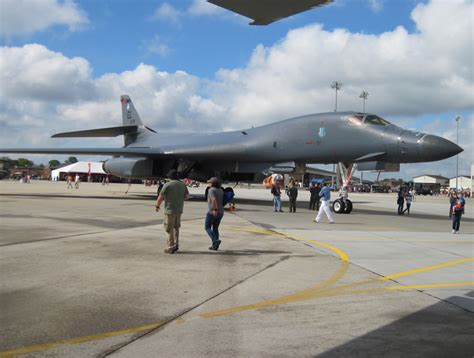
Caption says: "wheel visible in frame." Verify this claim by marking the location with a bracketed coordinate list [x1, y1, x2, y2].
[344, 199, 353, 214]
[332, 199, 345, 214]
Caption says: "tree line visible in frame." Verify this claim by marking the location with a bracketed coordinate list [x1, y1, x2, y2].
[0, 156, 79, 170]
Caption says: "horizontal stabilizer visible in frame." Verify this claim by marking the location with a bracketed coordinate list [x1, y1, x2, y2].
[52, 125, 138, 138]
[354, 152, 386, 162]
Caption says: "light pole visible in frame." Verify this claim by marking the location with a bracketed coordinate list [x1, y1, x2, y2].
[359, 91, 369, 113]
[331, 81, 343, 112]
[330, 81, 342, 189]
[455, 116, 461, 190]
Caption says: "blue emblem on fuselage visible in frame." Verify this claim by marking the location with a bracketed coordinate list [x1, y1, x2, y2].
[318, 127, 326, 138]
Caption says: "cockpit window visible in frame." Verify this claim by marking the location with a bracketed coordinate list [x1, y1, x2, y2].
[364, 115, 391, 126]
[346, 115, 364, 126]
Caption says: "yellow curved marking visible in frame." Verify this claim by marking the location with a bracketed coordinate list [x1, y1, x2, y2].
[0, 323, 161, 358]
[286, 282, 474, 300]
[378, 257, 474, 281]
[320, 257, 474, 295]
[0, 227, 349, 358]
[230, 227, 349, 262]
[386, 282, 474, 291]
[3, 229, 472, 357]
[199, 228, 350, 319]
[200, 259, 350, 319]
[291, 237, 349, 262]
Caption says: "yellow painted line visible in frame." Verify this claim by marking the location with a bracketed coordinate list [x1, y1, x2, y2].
[378, 257, 474, 281]
[230, 228, 473, 244]
[1, 227, 349, 358]
[5, 228, 470, 357]
[0, 322, 161, 358]
[385, 282, 474, 291]
[292, 237, 349, 262]
[299, 257, 474, 295]
[197, 228, 350, 319]
[308, 281, 474, 298]
[199, 259, 350, 320]
[200, 281, 474, 320]
[230, 228, 349, 262]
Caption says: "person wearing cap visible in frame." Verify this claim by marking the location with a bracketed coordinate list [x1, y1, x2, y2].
[155, 170, 189, 254]
[206, 176, 224, 251]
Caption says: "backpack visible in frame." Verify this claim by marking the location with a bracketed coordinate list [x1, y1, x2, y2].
[223, 187, 235, 206]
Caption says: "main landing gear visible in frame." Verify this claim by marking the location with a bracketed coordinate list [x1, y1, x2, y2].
[332, 162, 357, 214]
[332, 196, 353, 214]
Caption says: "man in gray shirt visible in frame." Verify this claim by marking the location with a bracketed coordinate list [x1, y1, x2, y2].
[205, 177, 224, 251]
[156, 170, 189, 254]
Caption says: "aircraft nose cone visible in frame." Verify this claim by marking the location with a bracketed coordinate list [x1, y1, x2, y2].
[421, 135, 463, 161]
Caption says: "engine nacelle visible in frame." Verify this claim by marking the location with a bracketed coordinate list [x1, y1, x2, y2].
[103, 157, 154, 179]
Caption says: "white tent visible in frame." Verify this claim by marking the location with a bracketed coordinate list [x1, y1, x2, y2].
[51, 162, 106, 180]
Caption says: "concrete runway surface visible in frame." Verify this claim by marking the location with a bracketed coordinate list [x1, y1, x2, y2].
[0, 181, 473, 357]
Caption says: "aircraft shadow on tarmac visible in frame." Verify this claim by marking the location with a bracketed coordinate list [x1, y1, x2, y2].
[0, 192, 157, 201]
[1, 212, 161, 230]
[316, 292, 474, 357]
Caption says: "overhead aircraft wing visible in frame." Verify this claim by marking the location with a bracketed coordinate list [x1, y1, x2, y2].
[52, 125, 138, 138]
[208, 0, 332, 25]
[0, 147, 164, 157]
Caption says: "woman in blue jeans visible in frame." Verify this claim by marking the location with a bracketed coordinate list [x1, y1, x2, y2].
[205, 177, 224, 250]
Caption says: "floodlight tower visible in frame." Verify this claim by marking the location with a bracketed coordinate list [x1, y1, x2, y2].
[455, 115, 461, 190]
[359, 91, 369, 113]
[331, 81, 343, 112]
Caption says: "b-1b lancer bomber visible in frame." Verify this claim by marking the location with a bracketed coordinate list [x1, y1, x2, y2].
[0, 95, 462, 213]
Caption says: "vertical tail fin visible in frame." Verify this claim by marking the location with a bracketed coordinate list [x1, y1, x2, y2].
[121, 95, 143, 126]
[120, 95, 143, 146]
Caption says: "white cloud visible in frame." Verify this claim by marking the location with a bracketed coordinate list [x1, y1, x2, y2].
[142, 35, 171, 58]
[368, 0, 383, 13]
[151, 0, 233, 26]
[0, 0, 472, 179]
[188, 0, 225, 16]
[0, 0, 88, 37]
[0, 44, 94, 102]
[151, 3, 182, 25]
[205, 0, 473, 128]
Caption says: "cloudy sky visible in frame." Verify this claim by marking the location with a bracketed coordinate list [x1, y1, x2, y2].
[0, 0, 472, 180]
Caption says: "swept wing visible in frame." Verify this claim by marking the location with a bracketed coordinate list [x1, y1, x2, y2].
[0, 147, 163, 157]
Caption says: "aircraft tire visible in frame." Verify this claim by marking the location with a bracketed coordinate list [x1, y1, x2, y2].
[344, 199, 353, 214]
[332, 199, 345, 214]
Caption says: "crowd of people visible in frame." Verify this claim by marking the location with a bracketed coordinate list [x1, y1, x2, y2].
[154, 174, 468, 253]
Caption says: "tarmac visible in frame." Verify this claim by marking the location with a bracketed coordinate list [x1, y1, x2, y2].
[0, 180, 473, 357]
